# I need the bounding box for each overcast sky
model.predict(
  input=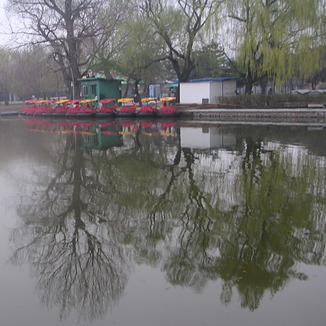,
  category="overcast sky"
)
[0,0,14,46]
